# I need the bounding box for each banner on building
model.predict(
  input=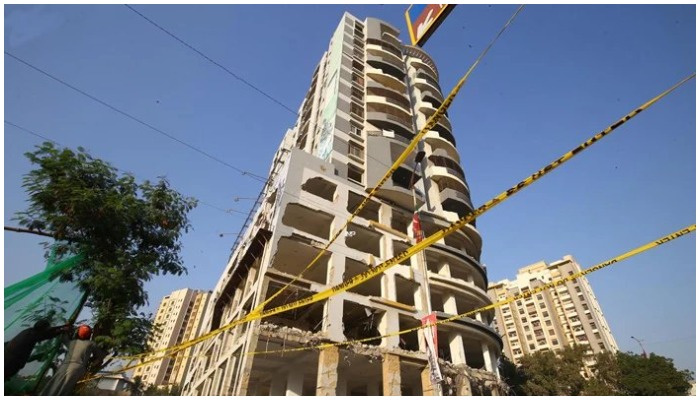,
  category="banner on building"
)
[405,4,456,47]
[421,312,443,384]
